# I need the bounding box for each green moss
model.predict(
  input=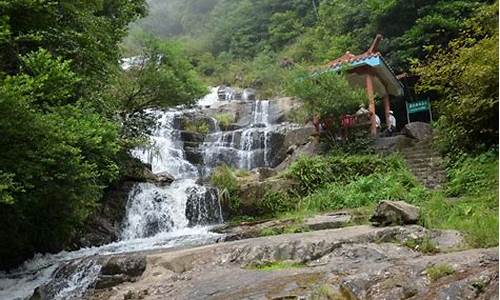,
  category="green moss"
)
[426,264,455,282]
[403,236,439,254]
[311,284,345,300]
[245,261,306,271]
[259,227,280,236]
